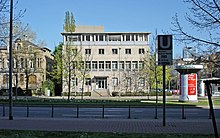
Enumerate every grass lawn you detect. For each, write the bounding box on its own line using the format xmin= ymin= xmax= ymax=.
xmin=0 ymin=130 xmax=217 ymax=138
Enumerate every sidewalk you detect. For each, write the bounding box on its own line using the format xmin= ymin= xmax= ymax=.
xmin=0 ymin=117 xmax=219 ymax=134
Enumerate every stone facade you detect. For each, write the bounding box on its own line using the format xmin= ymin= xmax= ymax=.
xmin=0 ymin=38 xmax=53 ymax=96
xmin=61 ymin=26 xmax=150 ymax=97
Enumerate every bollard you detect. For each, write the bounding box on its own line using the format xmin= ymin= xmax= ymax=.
xmin=2 ymin=103 xmax=5 ymax=117
xmin=51 ymin=104 xmax=54 ymax=118
xmin=182 ymin=105 xmax=186 ymax=119
xmin=26 ymin=104 xmax=29 ymax=117
xmin=102 ymin=104 xmax=104 ymax=118
xmin=128 ymin=105 xmax=131 ymax=119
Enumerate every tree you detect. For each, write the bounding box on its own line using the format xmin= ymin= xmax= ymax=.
xmin=51 ymin=43 xmax=63 ymax=96
xmin=0 ymin=0 xmax=26 ymax=43
xmin=64 ymin=11 xmax=76 ymax=32
xmin=172 ymin=0 xmax=220 ymax=69
xmin=62 ymin=11 xmax=81 ymax=100
xmin=141 ymin=31 xmax=172 ymax=93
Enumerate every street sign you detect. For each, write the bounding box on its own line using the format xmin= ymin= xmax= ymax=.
xmin=156 ymin=35 xmax=173 ymax=66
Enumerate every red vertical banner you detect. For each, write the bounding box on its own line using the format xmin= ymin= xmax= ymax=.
xmin=188 ymin=74 xmax=197 ymax=95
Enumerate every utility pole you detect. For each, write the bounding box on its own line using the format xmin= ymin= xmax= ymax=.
xmin=8 ymin=0 xmax=14 ymax=120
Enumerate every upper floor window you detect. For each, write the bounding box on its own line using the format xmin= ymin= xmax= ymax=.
xmin=139 ymin=61 xmax=144 ymax=70
xmin=126 ymin=34 xmax=130 ymax=41
xmin=17 ymin=43 xmax=21 ymax=51
xmin=105 ymin=61 xmax=111 ymax=70
xmin=119 ymin=61 xmax=124 ymax=70
xmin=139 ymin=48 xmax=145 ymax=54
xmin=125 ymin=49 xmax=131 ymax=54
xmin=85 ymin=61 xmax=91 ymax=70
xmin=108 ymin=35 xmax=121 ymax=41
xmin=125 ymin=61 xmax=131 ymax=70
xmin=99 ymin=49 xmax=104 ymax=54
xmin=85 ymin=49 xmax=91 ymax=54
xmin=73 ymin=78 xmax=78 ymax=86
xmin=99 ymin=61 xmax=104 ymax=70
xmin=112 ymin=61 xmax=118 ymax=70
xmin=85 ymin=35 xmax=90 ymax=41
xmin=112 ymin=49 xmax=118 ymax=54
xmin=92 ymin=61 xmax=98 ymax=70
xmin=99 ymin=35 xmax=104 ymax=41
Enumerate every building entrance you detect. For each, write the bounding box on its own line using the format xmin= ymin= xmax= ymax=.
xmin=96 ymin=77 xmax=107 ymax=89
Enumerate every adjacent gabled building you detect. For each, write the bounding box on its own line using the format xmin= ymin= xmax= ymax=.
xmin=0 ymin=38 xmax=53 ymax=96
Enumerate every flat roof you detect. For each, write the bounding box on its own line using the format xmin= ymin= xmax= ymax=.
xmin=175 ymin=65 xmax=203 ymax=74
xmin=61 ymin=32 xmax=151 ymax=35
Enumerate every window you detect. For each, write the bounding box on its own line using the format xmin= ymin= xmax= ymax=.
xmin=139 ymin=35 xmax=143 ymax=41
xmin=126 ymin=77 xmax=131 ymax=86
xmin=135 ymin=34 xmax=138 ymax=41
xmin=106 ymin=61 xmax=111 ymax=70
xmin=17 ymin=43 xmax=21 ymax=51
xmin=99 ymin=61 xmax=104 ymax=70
xmin=85 ymin=78 xmax=91 ymax=86
xmin=126 ymin=34 xmax=130 ymax=41
xmin=112 ymin=61 xmax=118 ymax=70
xmin=99 ymin=49 xmax=104 ymax=54
xmin=119 ymin=61 xmax=124 ymax=70
xmin=131 ymin=35 xmax=135 ymax=41
xmin=79 ymin=61 xmax=84 ymax=69
xmin=99 ymin=35 xmax=104 ymax=41
xmin=92 ymin=61 xmax=98 ymax=70
xmin=112 ymin=77 xmax=118 ymax=86
xmin=95 ymin=35 xmax=99 ymax=41
xmin=85 ymin=35 xmax=90 ymax=41
xmin=112 ymin=49 xmax=118 ymax=54
xmin=85 ymin=61 xmax=91 ymax=70
xmin=139 ymin=48 xmax=145 ymax=54
xmin=139 ymin=78 xmax=145 ymax=87
xmin=20 ymin=58 xmax=24 ymax=68
xmin=73 ymin=78 xmax=78 ymax=86
xmin=30 ymin=59 xmax=34 ymax=68
xmin=125 ymin=49 xmax=131 ymax=54
xmin=125 ymin=61 xmax=131 ymax=70
xmin=139 ymin=61 xmax=144 ymax=70
xmin=132 ymin=61 xmax=138 ymax=70
xmin=108 ymin=35 xmax=121 ymax=41
xmin=85 ymin=49 xmax=91 ymax=54
xmin=36 ymin=58 xmax=40 ymax=68
xmin=3 ymin=74 xmax=8 ymax=84
xmin=68 ymin=36 xmax=78 ymax=41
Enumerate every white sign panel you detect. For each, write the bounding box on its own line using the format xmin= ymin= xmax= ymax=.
xmin=156 ymin=35 xmax=173 ymax=66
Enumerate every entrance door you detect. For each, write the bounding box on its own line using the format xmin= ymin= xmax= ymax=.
xmin=96 ymin=78 xmax=107 ymax=89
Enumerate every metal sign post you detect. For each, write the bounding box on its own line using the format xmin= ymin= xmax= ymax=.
xmin=156 ymin=35 xmax=173 ymax=127
xmin=9 ymin=0 xmax=14 ymax=120
xmin=204 ymin=80 xmax=219 ymax=138
xmin=162 ymin=65 xmax=166 ymax=126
